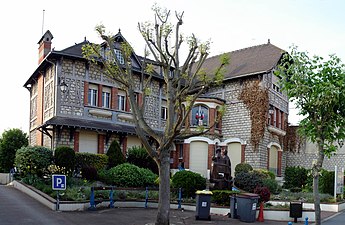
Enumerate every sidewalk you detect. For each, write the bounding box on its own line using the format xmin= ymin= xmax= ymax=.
xmin=67 ymin=207 xmax=311 ymax=225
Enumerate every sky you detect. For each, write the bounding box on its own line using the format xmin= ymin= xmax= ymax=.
xmin=0 ymin=0 xmax=344 ymax=135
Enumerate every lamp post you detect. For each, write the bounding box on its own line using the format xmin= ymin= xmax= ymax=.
xmin=60 ymin=79 xmax=68 ymax=93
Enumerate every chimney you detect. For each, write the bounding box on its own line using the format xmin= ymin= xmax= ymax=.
xmin=38 ymin=30 xmax=53 ymax=64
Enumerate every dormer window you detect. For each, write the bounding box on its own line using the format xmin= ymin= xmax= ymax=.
xmin=115 ymin=49 xmax=124 ymax=64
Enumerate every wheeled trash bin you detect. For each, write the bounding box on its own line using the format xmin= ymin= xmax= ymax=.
xmin=195 ymin=190 xmax=213 ymax=220
xmin=229 ymin=195 xmax=238 ymax=218
xmin=236 ymin=193 xmax=259 ymax=223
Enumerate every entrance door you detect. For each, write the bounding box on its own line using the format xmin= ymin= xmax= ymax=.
xmin=269 ymin=145 xmax=279 ymax=175
xmin=227 ymin=142 xmax=241 ymax=178
xmin=189 ymin=141 xmax=208 ymax=178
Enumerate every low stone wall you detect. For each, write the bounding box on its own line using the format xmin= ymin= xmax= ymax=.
xmin=11 ymin=180 xmax=345 ymax=222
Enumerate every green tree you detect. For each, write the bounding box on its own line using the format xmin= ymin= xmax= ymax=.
xmin=127 ymin=146 xmax=158 ymax=174
xmin=0 ymin=128 xmax=28 ymax=172
xmin=276 ymin=46 xmax=345 ymax=225
xmin=106 ymin=140 xmax=125 ymax=168
xmin=83 ymin=5 xmax=228 ymax=225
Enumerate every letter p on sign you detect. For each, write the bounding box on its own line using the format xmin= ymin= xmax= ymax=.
xmin=52 ymin=175 xmax=66 ymax=190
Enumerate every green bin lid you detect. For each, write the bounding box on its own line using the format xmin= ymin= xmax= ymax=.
xmin=195 ymin=190 xmax=213 ymax=195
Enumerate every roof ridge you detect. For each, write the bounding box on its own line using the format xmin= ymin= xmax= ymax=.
xmin=61 ymin=39 xmax=88 ymax=52
xmin=206 ymin=42 xmax=285 ymax=61
xmin=231 ymin=42 xmax=270 ymax=53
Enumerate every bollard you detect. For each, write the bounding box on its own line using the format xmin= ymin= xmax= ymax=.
xmin=178 ymin=188 xmax=182 ymax=209
xmin=89 ymin=187 xmax=96 ymax=210
xmin=288 ymin=222 xmax=292 ymax=225
xmin=109 ymin=187 xmax=114 ymax=208
xmin=305 ymin=217 xmax=308 ymax=225
xmin=145 ymin=187 xmax=149 ymax=208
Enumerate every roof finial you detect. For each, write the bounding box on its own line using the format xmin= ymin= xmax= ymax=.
xmin=118 ymin=28 xmax=121 ymax=33
xmin=268 ymin=39 xmax=270 ymax=44
xmin=84 ymin=36 xmax=86 ymax=42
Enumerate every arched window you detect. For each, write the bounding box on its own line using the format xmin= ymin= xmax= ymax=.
xmin=191 ymin=105 xmax=209 ymax=127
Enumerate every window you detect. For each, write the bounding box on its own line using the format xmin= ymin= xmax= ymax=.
xmin=102 ymin=87 xmax=111 ymax=108
xmin=215 ymin=107 xmax=221 ymax=129
xmin=161 ymin=106 xmax=167 ymax=120
xmin=178 ymin=144 xmax=184 ymax=159
xmin=115 ymin=49 xmax=124 ymax=64
xmin=161 ymin=100 xmax=167 ymax=120
xmin=88 ymin=84 xmax=98 ymax=106
xmin=118 ymin=90 xmax=126 ymax=111
xmin=191 ymin=105 xmax=209 ymax=126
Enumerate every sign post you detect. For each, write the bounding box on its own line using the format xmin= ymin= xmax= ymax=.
xmin=52 ymin=174 xmax=66 ymax=211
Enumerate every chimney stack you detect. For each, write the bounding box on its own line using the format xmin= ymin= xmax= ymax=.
xmin=38 ymin=30 xmax=53 ymax=64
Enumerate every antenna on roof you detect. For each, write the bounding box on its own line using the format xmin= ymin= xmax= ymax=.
xmin=41 ymin=9 xmax=45 ymax=35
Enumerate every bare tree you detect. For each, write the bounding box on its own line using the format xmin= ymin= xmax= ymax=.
xmin=83 ymin=5 xmax=229 ymax=225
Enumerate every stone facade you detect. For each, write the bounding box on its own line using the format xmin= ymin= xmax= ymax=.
xmin=26 ymin=31 xmax=297 ymax=179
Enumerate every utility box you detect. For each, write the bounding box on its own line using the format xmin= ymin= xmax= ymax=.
xmin=290 ymin=201 xmax=303 ymax=223
xmin=195 ymin=190 xmax=213 ymax=220
xmin=236 ymin=193 xmax=259 ymax=223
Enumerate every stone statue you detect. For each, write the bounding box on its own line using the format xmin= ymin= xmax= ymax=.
xmin=210 ymin=147 xmax=233 ymax=190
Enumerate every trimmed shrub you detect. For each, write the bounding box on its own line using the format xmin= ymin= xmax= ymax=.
xmin=81 ymin=166 xmax=98 ymax=181
xmin=98 ymin=168 xmax=112 ymax=184
xmin=234 ymin=163 xmax=253 ymax=177
xmin=106 ymin=140 xmax=125 ymax=168
xmin=126 ymin=146 xmax=158 ymax=174
xmin=0 ymin=128 xmax=28 ymax=172
xmin=255 ymin=169 xmax=275 ymax=180
xmin=319 ymin=169 xmax=334 ymax=195
xmin=254 ymin=186 xmax=271 ymax=203
xmin=107 ymin=163 xmax=157 ymax=187
xmin=54 ymin=146 xmax=75 ymax=175
xmin=15 ymin=146 xmax=53 ymax=177
xmin=262 ymin=178 xmax=279 ymax=194
xmin=171 ymin=170 xmax=206 ymax=198
xmin=75 ymin=152 xmax=108 ymax=171
xmin=283 ymin=166 xmax=309 ymax=189
xmin=234 ymin=170 xmax=265 ymax=193
xmin=211 ymin=190 xmax=240 ymax=206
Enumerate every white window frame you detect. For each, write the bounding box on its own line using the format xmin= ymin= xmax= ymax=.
xmin=118 ymin=90 xmax=126 ymax=111
xmin=88 ymin=84 xmax=98 ymax=107
xmin=102 ymin=87 xmax=111 ymax=108
xmin=161 ymin=106 xmax=168 ymax=120
xmin=115 ymin=49 xmax=124 ymax=64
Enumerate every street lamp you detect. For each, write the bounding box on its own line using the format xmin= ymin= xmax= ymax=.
xmin=268 ymin=105 xmax=275 ymax=115
xmin=60 ymin=79 xmax=68 ymax=93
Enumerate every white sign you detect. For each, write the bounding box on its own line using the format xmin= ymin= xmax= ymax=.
xmin=52 ymin=174 xmax=66 ymax=190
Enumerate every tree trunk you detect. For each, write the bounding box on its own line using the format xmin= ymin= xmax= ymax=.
xmin=155 ymin=153 xmax=171 ymax=225
xmin=313 ymin=141 xmax=325 ymax=225
xmin=313 ymin=171 xmax=321 ymax=225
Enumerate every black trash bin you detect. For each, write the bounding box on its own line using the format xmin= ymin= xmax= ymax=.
xmin=229 ymin=195 xmax=238 ymax=219
xmin=290 ymin=201 xmax=303 ymax=223
xmin=236 ymin=193 xmax=259 ymax=223
xmin=195 ymin=190 xmax=213 ymax=220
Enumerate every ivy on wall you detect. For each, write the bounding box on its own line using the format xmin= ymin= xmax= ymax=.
xmin=239 ymin=80 xmax=269 ymax=150
xmin=283 ymin=125 xmax=305 ymax=152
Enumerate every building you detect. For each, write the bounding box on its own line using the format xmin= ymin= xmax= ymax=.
xmin=24 ymin=31 xmax=289 ymax=178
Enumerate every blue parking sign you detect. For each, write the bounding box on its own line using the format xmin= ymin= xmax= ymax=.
xmin=52 ymin=174 xmax=66 ymax=190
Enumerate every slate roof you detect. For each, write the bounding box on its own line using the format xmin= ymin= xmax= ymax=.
xmin=57 ymin=39 xmax=88 ymax=57
xmin=39 ymin=116 xmax=137 ymax=134
xmin=202 ymin=43 xmax=285 ymax=80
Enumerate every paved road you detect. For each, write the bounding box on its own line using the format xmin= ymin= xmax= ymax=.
xmin=0 ymin=185 xmax=324 ymax=225
xmin=321 ymin=210 xmax=345 ymax=225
